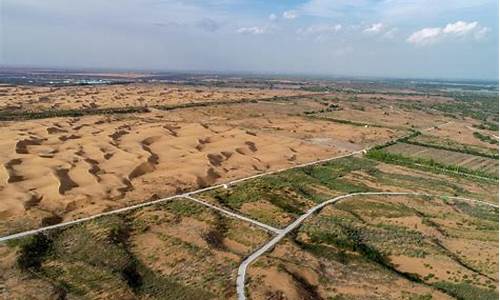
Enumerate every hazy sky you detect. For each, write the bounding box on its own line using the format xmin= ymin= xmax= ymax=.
xmin=1 ymin=0 xmax=498 ymax=79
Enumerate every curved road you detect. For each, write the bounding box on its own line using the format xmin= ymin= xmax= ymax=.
xmin=236 ymin=192 xmax=498 ymax=300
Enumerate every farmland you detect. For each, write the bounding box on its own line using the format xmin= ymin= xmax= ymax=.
xmin=246 ymin=194 xmax=498 ymax=300
xmin=0 ymin=71 xmax=498 ymax=300
xmin=0 ymin=198 xmax=270 ymax=299
xmin=383 ymin=143 xmax=499 ymax=176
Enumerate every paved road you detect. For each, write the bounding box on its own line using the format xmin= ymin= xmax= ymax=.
xmin=184 ymin=196 xmax=281 ymax=233
xmin=236 ymin=192 xmax=498 ymax=300
xmin=0 ymin=124 xmax=420 ymax=243
xmin=0 ymin=150 xmax=365 ymax=243
xmin=0 ymin=124 xmax=493 ymax=242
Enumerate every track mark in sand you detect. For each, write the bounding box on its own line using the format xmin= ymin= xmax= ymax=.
xmin=245 ymin=141 xmax=258 ymax=152
xmin=23 ymin=194 xmax=43 ymax=210
xmin=235 ymin=148 xmax=248 ymax=155
xmin=58 ymin=134 xmax=81 ymax=141
xmin=141 ymin=137 xmax=160 ymax=165
xmin=246 ymin=130 xmax=257 ymax=136
xmin=46 ymin=127 xmax=67 ymax=134
xmin=5 ymin=158 xmax=24 ymax=183
xmin=72 ymin=124 xmax=90 ymax=131
xmin=84 ymin=158 xmax=102 ymax=182
xmin=163 ymin=124 xmax=180 ymax=137
xmin=15 ymin=137 xmax=44 ymax=154
xmin=103 ymin=152 xmax=114 ymax=160
xmin=109 ymin=130 xmax=129 ymax=141
xmin=196 ymin=137 xmax=212 ymax=151
xmin=221 ymin=151 xmax=233 ymax=159
xmin=129 ymin=162 xmax=155 ymax=180
xmin=117 ymin=178 xmax=134 ymax=196
xmin=196 ymin=167 xmax=221 ymax=188
xmin=55 ymin=168 xmax=79 ymax=195
xmin=207 ymin=153 xmax=225 ymax=167
xmin=128 ymin=137 xmax=161 ymax=180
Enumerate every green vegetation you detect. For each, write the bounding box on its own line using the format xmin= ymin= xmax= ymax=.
xmin=398 ymin=92 xmax=498 ymax=122
xmin=452 ymin=201 xmax=499 ymax=223
xmin=473 ymin=122 xmax=499 ymax=132
xmin=10 ymin=215 xmax=214 ymax=299
xmin=473 ymin=132 xmax=498 ymax=145
xmin=16 ymin=234 xmax=53 ymax=270
xmin=407 ymin=134 xmax=498 ymax=159
xmin=0 ymin=106 xmax=150 ymax=121
xmin=433 ymin=93 xmax=499 ymax=122
xmin=0 ymin=93 xmax=312 ymax=121
xmin=433 ymin=281 xmax=498 ymax=300
xmin=306 ymin=115 xmax=391 ymax=128
xmin=210 ymin=157 xmax=377 ymax=209
xmin=366 ymin=148 xmax=498 ymax=180
xmin=299 ymin=86 xmax=332 ymax=92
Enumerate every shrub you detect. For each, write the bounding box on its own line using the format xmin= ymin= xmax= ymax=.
xmin=17 ymin=234 xmax=52 ymax=270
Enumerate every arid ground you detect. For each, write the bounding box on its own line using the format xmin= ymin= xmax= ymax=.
xmin=0 ymin=76 xmax=498 ymax=300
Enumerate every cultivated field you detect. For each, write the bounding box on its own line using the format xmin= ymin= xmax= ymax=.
xmin=408 ymin=134 xmax=498 ymax=158
xmin=247 ymin=194 xmax=498 ymax=300
xmin=198 ymin=156 xmax=497 ymax=229
xmin=384 ymin=143 xmax=499 ymax=176
xmin=0 ymin=198 xmax=270 ymax=299
xmin=0 ymin=76 xmax=498 ymax=300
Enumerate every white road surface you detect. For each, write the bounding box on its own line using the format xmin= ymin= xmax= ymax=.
xmin=235 ymin=192 xmax=498 ymax=300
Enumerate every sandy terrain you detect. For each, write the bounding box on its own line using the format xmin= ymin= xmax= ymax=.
xmin=424 ymin=120 xmax=499 ymax=150
xmin=0 ymin=83 xmax=313 ymax=111
xmin=0 ymin=100 xmax=400 ymax=235
xmin=0 ymin=199 xmax=271 ymax=299
xmin=246 ymin=194 xmax=498 ymax=299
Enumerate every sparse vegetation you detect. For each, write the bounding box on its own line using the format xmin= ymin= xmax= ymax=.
xmin=433 ymin=281 xmax=498 ymax=300
xmin=473 ymin=132 xmax=499 ymax=145
xmin=366 ymin=148 xmax=498 ymax=180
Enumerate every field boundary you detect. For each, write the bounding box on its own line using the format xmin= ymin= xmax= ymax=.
xmin=0 ymin=92 xmax=331 ymax=121
xmin=0 ymin=150 xmax=364 ymax=243
xmin=236 ymin=192 xmax=498 ymax=300
xmin=366 ymin=148 xmax=498 ymax=181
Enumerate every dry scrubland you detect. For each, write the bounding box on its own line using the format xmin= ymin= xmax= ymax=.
xmin=0 ymin=96 xmax=400 ymax=236
xmin=0 ymin=84 xmax=312 ymax=111
xmin=0 ymin=199 xmax=270 ymax=299
xmin=198 ymin=157 xmax=497 ymax=229
xmin=0 ymin=81 xmax=498 ymax=300
xmin=247 ymin=194 xmax=498 ymax=300
xmin=196 ymin=156 xmax=497 ymax=299
xmin=384 ymin=143 xmax=498 ymax=176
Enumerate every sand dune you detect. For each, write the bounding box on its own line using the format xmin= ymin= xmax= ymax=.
xmin=0 ymin=101 xmax=399 ymax=235
xmin=0 ymin=83 xmax=313 ymax=112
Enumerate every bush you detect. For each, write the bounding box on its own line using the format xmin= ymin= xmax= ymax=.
xmin=366 ymin=149 xmax=498 ymax=180
xmin=473 ymin=132 xmax=498 ymax=145
xmin=17 ymin=234 xmax=52 ymax=270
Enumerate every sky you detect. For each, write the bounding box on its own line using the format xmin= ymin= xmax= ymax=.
xmin=1 ymin=0 xmax=498 ymax=80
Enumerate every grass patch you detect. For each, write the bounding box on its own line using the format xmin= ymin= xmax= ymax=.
xmin=11 ymin=214 xmax=214 ymax=299
xmin=473 ymin=132 xmax=498 ymax=145
xmin=164 ymin=199 xmax=205 ymax=217
xmin=366 ymin=148 xmax=498 ymax=180
xmin=406 ymin=135 xmax=498 ymax=159
xmin=208 ymin=157 xmax=377 ymax=211
xmin=434 ymin=281 xmax=498 ymax=300
xmin=452 ymin=201 xmax=499 ymax=223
